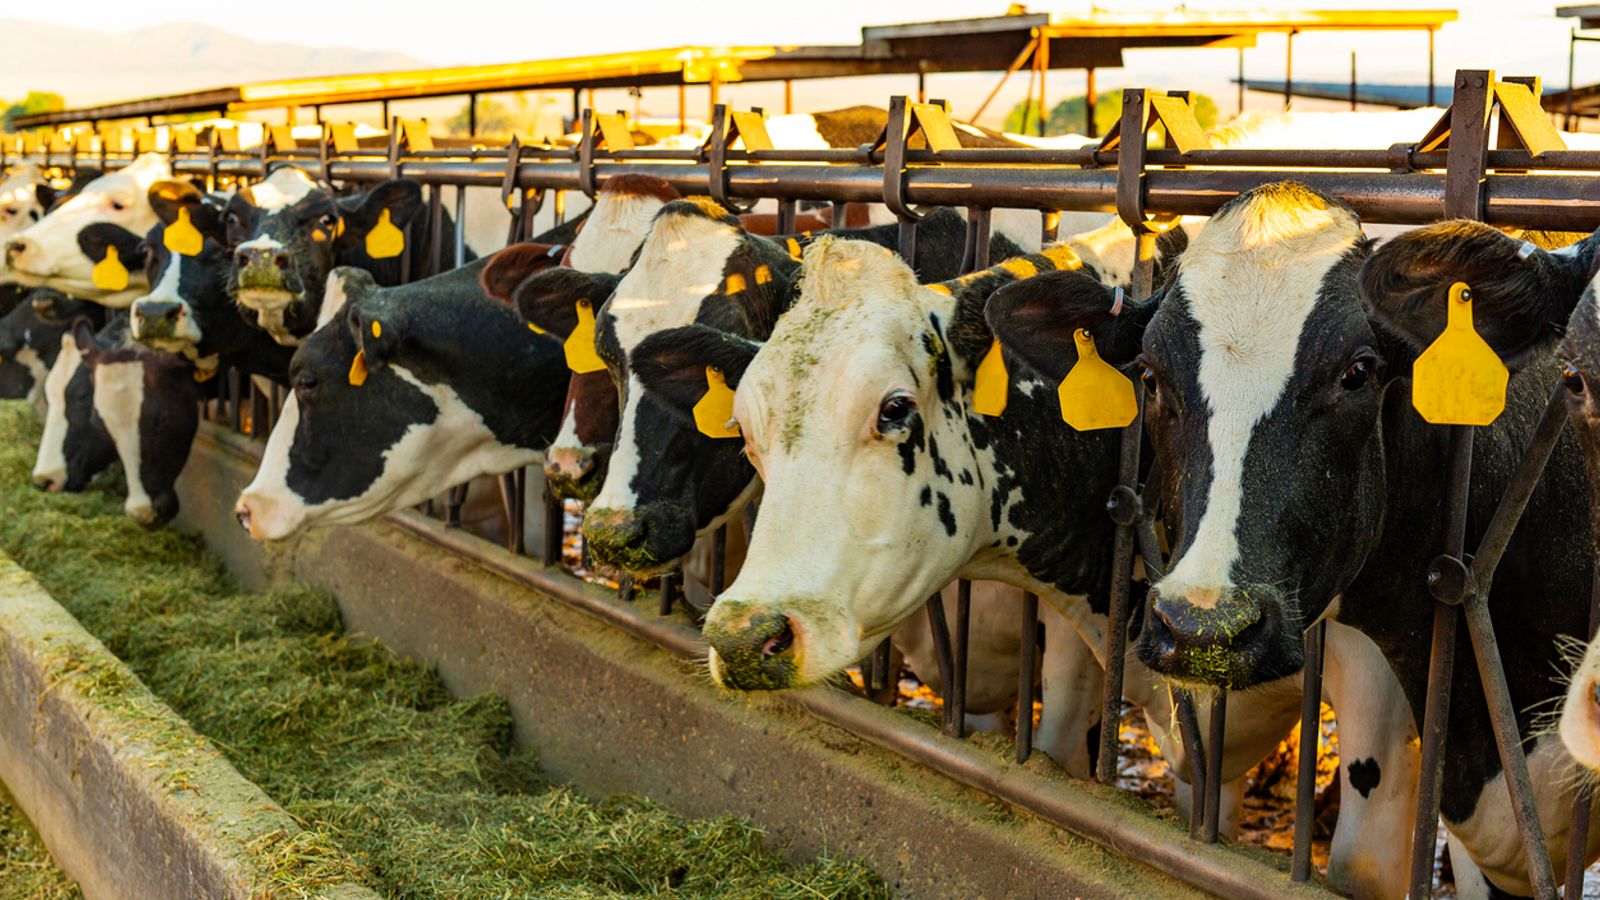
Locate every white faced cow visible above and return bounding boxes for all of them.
[0,163,52,282]
[1007,184,1595,896]
[4,153,170,306]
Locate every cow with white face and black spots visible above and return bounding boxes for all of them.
[223,166,467,346]
[4,153,170,307]
[232,259,567,540]
[0,164,54,316]
[1012,183,1596,896]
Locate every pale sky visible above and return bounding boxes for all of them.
[7,1,1598,128]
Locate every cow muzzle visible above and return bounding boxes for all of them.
[543,444,605,501]
[131,299,195,344]
[233,490,301,541]
[1135,583,1294,689]
[582,503,695,575]
[704,608,798,691]
[5,237,42,276]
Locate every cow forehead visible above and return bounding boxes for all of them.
[250,167,317,212]
[567,191,667,274]
[606,211,741,351]
[70,154,169,204]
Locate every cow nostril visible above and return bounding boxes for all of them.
[5,240,23,258]
[274,254,290,270]
[761,620,794,659]
[164,307,180,322]
[236,507,251,532]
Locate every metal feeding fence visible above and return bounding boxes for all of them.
[7,67,1600,900]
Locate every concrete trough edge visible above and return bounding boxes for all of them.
[182,421,1333,899]
[0,551,379,900]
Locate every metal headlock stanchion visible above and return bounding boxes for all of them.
[16,67,1600,896]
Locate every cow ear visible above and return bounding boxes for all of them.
[346,298,407,376]
[986,269,1155,386]
[1361,220,1600,366]
[342,179,424,230]
[76,223,149,269]
[70,317,99,361]
[516,268,622,339]
[480,242,564,304]
[33,183,56,212]
[632,325,761,432]
[148,180,204,226]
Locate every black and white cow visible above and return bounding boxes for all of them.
[130,180,294,381]
[996,184,1594,895]
[232,259,566,539]
[0,297,79,410]
[224,166,469,346]
[0,163,55,318]
[4,153,170,306]
[521,199,1021,574]
[31,316,203,526]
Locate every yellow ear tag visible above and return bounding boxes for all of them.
[1058,329,1137,431]
[1411,283,1508,426]
[164,206,203,257]
[563,300,606,374]
[694,367,741,439]
[370,320,382,339]
[91,245,129,292]
[365,208,405,260]
[348,349,369,387]
[526,321,546,335]
[972,338,1008,417]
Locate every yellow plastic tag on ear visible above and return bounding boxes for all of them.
[365,208,405,260]
[972,338,1008,417]
[1058,329,1137,431]
[370,320,382,339]
[1411,283,1508,426]
[164,206,203,257]
[694,367,741,439]
[92,245,129,292]
[348,349,369,386]
[527,321,546,336]
[563,300,605,374]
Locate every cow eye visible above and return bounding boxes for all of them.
[875,391,917,435]
[110,199,125,212]
[226,210,240,227]
[1563,362,1586,396]
[1138,363,1158,398]
[27,209,39,221]
[1340,356,1376,391]
[1,207,13,217]
[319,212,338,229]
[294,373,320,403]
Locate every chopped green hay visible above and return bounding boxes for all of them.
[0,401,887,899]
[0,784,80,899]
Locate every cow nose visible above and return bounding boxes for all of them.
[236,246,290,271]
[32,472,61,493]
[6,238,29,266]
[705,611,798,690]
[547,445,596,481]
[133,300,183,334]
[1136,585,1280,688]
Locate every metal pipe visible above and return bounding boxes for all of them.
[1238,48,1246,116]
[1017,592,1039,764]
[951,580,971,740]
[1086,68,1097,138]
[1291,619,1327,881]
[926,592,956,735]
[784,79,793,115]
[1466,386,1569,593]
[1037,34,1049,138]
[658,572,677,617]
[971,36,1038,125]
[1350,52,1358,111]
[1203,692,1227,844]
[1428,29,1437,108]
[1175,688,1208,841]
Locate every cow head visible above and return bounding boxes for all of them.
[225,167,422,346]
[579,198,797,576]
[1034,183,1382,691]
[699,239,1096,690]
[5,153,169,304]
[234,263,563,540]
[33,320,116,494]
[0,164,51,276]
[0,299,72,410]
[494,260,622,500]
[128,181,239,371]
[566,174,679,272]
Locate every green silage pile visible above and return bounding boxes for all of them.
[0,785,79,899]
[0,401,886,899]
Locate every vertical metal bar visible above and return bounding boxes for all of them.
[1569,28,1579,132]
[677,84,686,134]
[917,69,927,104]
[784,79,793,114]
[951,580,971,740]
[467,93,477,138]
[1291,619,1327,881]
[926,592,956,735]
[1174,689,1209,841]
[425,183,443,278]
[542,488,562,565]
[496,471,522,554]
[571,89,581,130]
[618,574,635,604]
[1409,427,1474,899]
[1238,47,1247,116]
[1284,30,1296,112]
[897,219,917,267]
[1350,52,1358,111]
[1428,29,1437,108]
[1085,68,1097,137]
[708,73,720,120]
[1203,691,1228,844]
[1037,34,1050,137]
[453,185,467,270]
[1016,592,1039,764]
[872,637,893,693]
[711,526,727,595]
[776,199,797,236]
[445,482,466,528]
[658,572,677,616]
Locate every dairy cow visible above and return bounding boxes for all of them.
[0,163,54,318]
[4,153,170,306]
[1001,184,1594,895]
[0,298,80,410]
[223,166,469,346]
[233,259,567,539]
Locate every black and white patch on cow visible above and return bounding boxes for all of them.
[234,260,566,540]
[4,153,170,305]
[0,298,74,411]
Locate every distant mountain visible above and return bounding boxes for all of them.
[0,19,426,107]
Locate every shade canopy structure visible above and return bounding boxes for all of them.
[14,8,1457,132]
